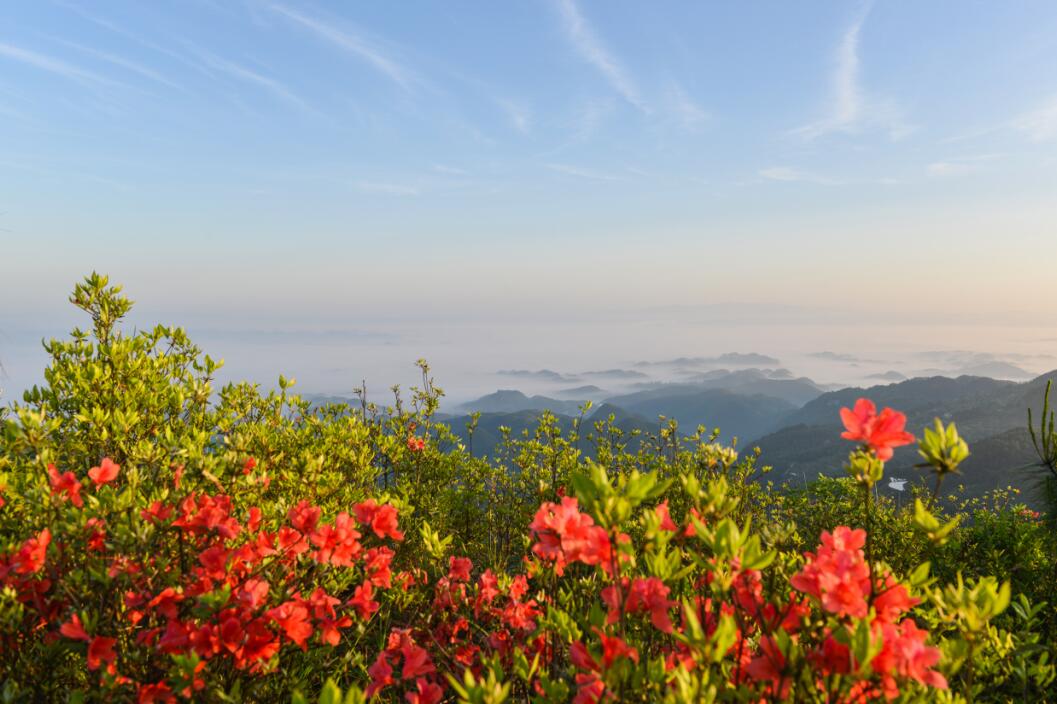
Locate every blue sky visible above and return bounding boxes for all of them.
[2,1,1057,395]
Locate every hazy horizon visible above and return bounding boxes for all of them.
[3,290,1055,405]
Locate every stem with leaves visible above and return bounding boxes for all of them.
[1028,380,1057,478]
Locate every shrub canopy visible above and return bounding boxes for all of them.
[1,274,1055,703]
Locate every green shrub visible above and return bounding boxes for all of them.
[0,275,1053,703]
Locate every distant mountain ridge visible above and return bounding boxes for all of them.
[557,385,608,399]
[635,352,780,367]
[753,371,1057,505]
[444,369,1057,504]
[452,368,826,449]
[454,389,586,416]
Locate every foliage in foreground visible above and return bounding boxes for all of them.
[1,274,1056,703]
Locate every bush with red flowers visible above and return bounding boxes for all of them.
[1,275,1055,702]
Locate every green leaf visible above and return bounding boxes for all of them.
[318,680,342,704]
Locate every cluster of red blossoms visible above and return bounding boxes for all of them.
[1,457,407,701]
[366,555,545,703]
[550,521,945,704]
[406,422,426,453]
[0,459,123,611]
[519,402,947,703]
[528,496,623,575]
[2,398,955,703]
[789,527,946,698]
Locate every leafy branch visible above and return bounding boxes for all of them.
[1028,380,1057,478]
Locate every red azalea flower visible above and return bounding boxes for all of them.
[570,640,599,673]
[871,619,947,693]
[812,633,854,675]
[873,574,919,624]
[353,499,405,541]
[791,526,871,619]
[303,587,341,620]
[405,678,443,704]
[88,457,121,486]
[529,497,614,575]
[732,568,764,613]
[48,464,84,507]
[349,581,380,619]
[400,642,435,679]
[172,494,241,538]
[745,636,791,700]
[364,546,395,588]
[502,598,540,631]
[567,644,609,704]
[840,398,915,461]
[602,577,674,633]
[86,518,107,552]
[237,618,281,670]
[572,676,606,704]
[655,500,677,531]
[597,629,639,669]
[310,512,362,566]
[246,506,263,532]
[366,653,394,698]
[508,574,529,601]
[138,682,176,704]
[448,556,472,582]
[60,614,91,642]
[373,505,405,541]
[682,507,705,537]
[268,600,314,650]
[87,635,117,671]
[14,528,51,574]
[277,526,309,556]
[288,500,322,534]
[156,619,191,655]
[140,500,173,524]
[319,615,353,646]
[477,569,500,606]
[235,579,270,610]
[197,545,230,580]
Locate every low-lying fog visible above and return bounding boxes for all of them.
[3,308,1054,408]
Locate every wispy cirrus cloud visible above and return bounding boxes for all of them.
[940,96,1057,145]
[353,180,420,196]
[926,161,974,177]
[187,45,310,111]
[926,153,1002,177]
[1011,95,1057,142]
[758,166,839,185]
[665,82,709,129]
[497,99,531,134]
[791,5,911,141]
[546,162,621,181]
[553,0,647,113]
[0,42,117,86]
[49,38,182,90]
[0,103,28,120]
[559,98,614,142]
[431,163,467,176]
[55,2,209,74]
[269,4,413,90]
